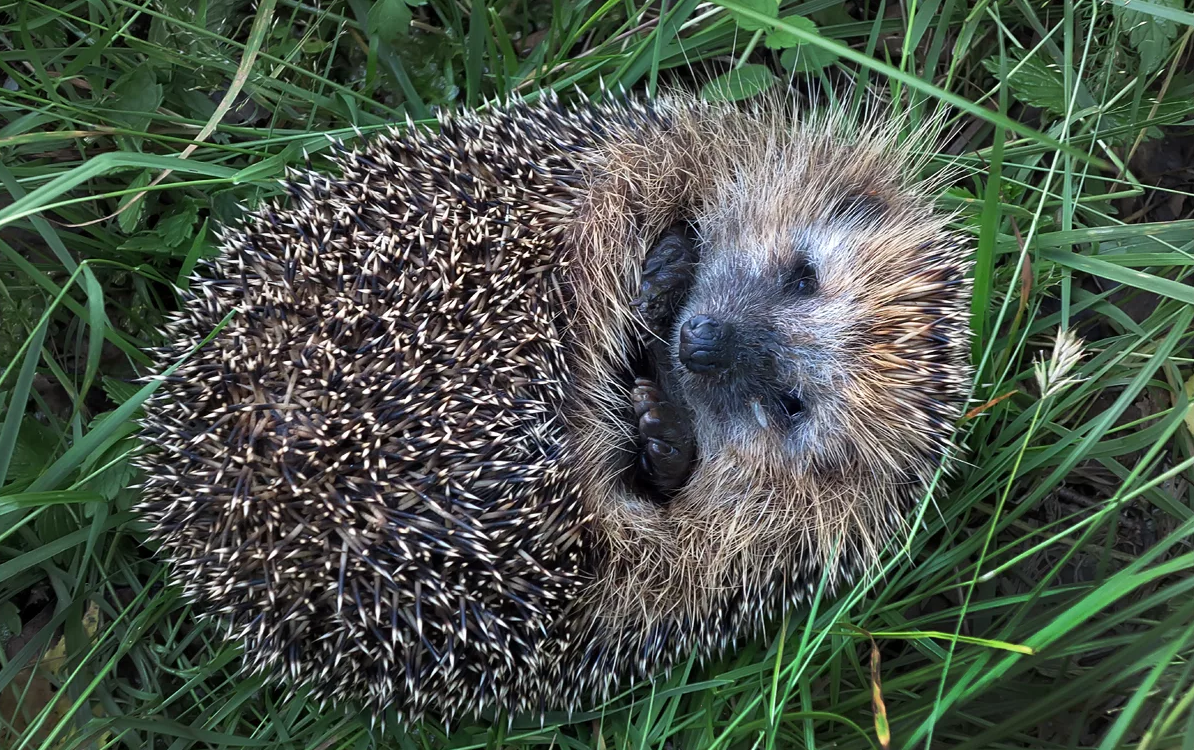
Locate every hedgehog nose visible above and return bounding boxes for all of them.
[679,315,732,374]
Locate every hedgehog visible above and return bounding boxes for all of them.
[134,90,973,725]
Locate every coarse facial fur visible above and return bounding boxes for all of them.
[560,93,972,689]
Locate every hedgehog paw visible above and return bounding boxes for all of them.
[633,224,698,335]
[631,378,695,493]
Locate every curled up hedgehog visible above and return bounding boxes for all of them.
[134,91,973,724]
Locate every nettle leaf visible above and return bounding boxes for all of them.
[367,0,413,45]
[211,189,252,228]
[812,3,854,26]
[701,64,778,102]
[4,417,58,486]
[117,169,154,235]
[34,504,75,546]
[109,66,163,133]
[200,0,239,36]
[117,233,170,255]
[102,377,141,407]
[156,200,200,248]
[780,43,839,72]
[765,14,817,49]
[86,441,137,502]
[302,38,332,55]
[1113,0,1181,74]
[728,0,778,32]
[0,294,46,365]
[766,16,838,71]
[982,52,1065,115]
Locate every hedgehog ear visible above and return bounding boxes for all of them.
[829,190,888,224]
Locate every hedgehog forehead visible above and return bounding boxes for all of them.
[696,178,870,271]
[704,137,881,207]
[695,181,952,301]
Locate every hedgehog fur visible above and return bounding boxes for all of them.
[135,90,973,724]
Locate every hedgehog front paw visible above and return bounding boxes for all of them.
[631,378,695,493]
[633,224,698,335]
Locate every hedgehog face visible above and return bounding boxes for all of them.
[671,214,873,472]
[669,158,963,484]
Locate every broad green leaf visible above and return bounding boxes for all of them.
[982,51,1065,115]
[117,233,170,254]
[765,14,817,49]
[780,43,839,72]
[109,66,163,133]
[156,199,200,247]
[84,437,137,501]
[700,64,778,102]
[1113,0,1184,74]
[117,169,153,235]
[367,0,412,46]
[101,377,140,407]
[0,601,19,639]
[727,0,778,31]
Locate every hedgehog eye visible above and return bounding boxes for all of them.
[780,392,804,419]
[783,261,818,296]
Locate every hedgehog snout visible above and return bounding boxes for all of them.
[678,315,733,374]
[675,311,803,432]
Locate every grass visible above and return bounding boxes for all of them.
[2,0,1194,747]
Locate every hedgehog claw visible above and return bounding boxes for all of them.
[631,380,695,493]
[635,224,699,336]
